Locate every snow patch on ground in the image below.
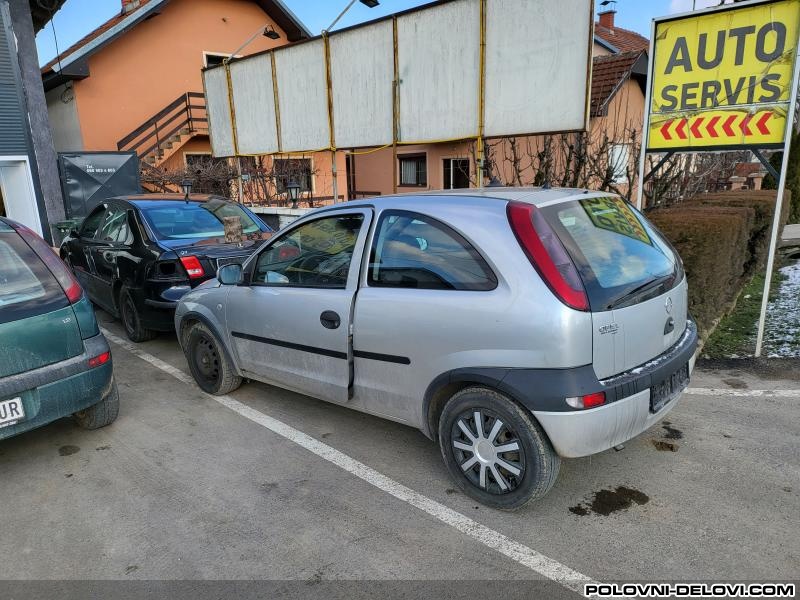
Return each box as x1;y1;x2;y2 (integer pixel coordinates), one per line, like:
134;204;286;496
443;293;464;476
764;259;800;358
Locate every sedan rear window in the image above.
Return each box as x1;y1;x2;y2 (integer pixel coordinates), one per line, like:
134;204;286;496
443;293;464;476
0;233;68;324
541;197;682;310
140;201;262;240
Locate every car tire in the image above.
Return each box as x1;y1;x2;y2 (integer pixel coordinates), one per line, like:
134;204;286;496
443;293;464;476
74;380;120;430
184;322;242;395
438;387;560;510
119;285;156;343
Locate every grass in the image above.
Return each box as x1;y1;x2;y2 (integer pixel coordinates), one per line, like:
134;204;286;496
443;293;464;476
702;267;787;358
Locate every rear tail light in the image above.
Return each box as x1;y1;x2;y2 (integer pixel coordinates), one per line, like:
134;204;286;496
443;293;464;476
566;392;606;410
88;351;111;369
506;201;589;311
179;256;206;279
12;222;83;304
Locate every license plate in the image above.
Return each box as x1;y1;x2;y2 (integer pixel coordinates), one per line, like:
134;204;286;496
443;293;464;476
650;363;689;413
0;397;25;429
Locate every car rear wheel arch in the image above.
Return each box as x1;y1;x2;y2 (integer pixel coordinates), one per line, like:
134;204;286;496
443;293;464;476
179;312;237;370
424;368;552;445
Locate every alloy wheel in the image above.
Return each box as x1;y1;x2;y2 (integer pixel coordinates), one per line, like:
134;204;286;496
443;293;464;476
451;409;525;494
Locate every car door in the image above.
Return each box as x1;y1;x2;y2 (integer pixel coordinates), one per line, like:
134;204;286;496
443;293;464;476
89;204;134;310
66;204;107;300
225;209;372;404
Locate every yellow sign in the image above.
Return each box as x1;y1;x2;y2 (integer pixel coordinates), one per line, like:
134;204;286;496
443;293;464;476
581;197;652;245
647;0;800;150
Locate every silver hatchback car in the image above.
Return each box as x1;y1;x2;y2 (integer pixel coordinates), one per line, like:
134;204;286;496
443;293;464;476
175;188;697;509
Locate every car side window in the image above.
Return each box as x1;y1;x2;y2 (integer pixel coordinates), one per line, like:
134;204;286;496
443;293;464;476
253;214;365;288
80;205;107;239
368;211;497;291
97;208;133;244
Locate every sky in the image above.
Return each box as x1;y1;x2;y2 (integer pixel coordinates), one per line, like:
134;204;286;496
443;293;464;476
34;0;733;67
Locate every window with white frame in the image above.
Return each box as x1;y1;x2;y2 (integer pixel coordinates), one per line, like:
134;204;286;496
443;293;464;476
608;144;631;184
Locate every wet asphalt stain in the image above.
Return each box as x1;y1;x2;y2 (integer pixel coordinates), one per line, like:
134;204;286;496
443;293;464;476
569;486;649;516
320;432;331;439
652;440;679;452
125;566;139;575
661;423;683;439
445;488;457;495
64;473;73;478
95;445;111;451
723;378;748;389
58;445;80;456
783;487;792;493
260;482;278;494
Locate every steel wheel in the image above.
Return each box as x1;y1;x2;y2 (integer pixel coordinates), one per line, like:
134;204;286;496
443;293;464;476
451;408;525;495
192;333;221;387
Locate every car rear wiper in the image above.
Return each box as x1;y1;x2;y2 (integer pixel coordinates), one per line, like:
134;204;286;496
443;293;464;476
606;276;668;310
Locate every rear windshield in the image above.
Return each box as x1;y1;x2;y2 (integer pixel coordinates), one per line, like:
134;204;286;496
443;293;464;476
0;232;68;324
140;200;262;241
541;197;682;311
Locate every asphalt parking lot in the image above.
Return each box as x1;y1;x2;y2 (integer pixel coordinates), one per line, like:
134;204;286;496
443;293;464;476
1;309;799;597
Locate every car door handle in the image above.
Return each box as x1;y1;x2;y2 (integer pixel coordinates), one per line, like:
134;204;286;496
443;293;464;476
320;310;341;330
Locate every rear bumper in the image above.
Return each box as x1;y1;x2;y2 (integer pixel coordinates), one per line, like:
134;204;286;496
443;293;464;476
532;322;698;458
0;334;114;440
534;357;694;458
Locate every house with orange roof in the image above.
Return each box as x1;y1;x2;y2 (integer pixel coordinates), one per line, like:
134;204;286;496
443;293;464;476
40;0;356;203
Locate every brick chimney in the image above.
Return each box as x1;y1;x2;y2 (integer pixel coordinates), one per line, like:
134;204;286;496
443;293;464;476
598;9;616;28
122;0;141;14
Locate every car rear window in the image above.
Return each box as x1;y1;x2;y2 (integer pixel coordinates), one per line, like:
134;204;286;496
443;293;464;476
140;201;262;240
0;232;68;324
541;197;682;310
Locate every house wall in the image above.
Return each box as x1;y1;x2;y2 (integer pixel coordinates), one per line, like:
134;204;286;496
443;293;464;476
70;0;287;152
46;84;83;151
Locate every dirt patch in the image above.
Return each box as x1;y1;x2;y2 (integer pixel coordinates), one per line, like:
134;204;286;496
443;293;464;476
652;440;679;452
662;424;683;439
569;486;649;517
58;445;80;456
722;378;748;389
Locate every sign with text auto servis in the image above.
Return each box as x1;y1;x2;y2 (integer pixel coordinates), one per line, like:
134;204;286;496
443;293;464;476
646;0;800;151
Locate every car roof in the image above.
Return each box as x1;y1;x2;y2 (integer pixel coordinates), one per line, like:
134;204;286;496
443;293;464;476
113;194;231;205
316;186;610;213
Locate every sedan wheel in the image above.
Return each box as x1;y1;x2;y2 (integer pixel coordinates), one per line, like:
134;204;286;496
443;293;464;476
183;322;242;395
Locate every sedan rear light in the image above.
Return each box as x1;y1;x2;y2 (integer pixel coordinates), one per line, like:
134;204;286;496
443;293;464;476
88;351;111;369
566;392;606;410
11;222;83;304
179;255;206;279
507;201;588;311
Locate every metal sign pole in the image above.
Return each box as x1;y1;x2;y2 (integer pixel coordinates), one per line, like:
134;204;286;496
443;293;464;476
754;35;800;357
635;17;657;210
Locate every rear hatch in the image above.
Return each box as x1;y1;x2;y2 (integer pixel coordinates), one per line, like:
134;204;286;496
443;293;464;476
0;224;83;378
540;196;687;379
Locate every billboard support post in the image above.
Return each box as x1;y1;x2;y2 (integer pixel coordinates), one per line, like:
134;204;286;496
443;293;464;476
755;34;800;358
634;16;657;210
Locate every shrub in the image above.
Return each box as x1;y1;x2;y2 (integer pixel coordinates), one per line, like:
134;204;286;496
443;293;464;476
762;129;800;223
647;190;790;337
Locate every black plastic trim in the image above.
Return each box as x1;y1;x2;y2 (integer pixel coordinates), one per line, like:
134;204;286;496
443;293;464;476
422;320;698;435
231;331;347;360
353;350;410;365
144;299;178;309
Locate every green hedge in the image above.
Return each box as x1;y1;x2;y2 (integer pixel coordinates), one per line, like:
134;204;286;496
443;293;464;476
647;190;790;337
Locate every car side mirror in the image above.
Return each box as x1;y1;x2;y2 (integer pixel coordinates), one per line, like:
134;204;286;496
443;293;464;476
218;263;243;286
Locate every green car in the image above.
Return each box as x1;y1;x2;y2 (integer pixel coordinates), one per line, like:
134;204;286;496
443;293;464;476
0;217;118;441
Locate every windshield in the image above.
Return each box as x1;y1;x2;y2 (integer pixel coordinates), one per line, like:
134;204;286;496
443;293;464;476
542;196;682;311
140;201;262;241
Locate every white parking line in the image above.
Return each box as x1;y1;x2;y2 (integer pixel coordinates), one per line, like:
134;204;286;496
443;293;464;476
686;387;800;398
101;328;596;593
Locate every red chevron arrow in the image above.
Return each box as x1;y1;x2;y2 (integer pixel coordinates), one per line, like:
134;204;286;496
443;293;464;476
660;119;674;141
675;118;688;140
741;114;754;136
756;111;772;135
689;117;704;139
706;115;720;138
722;115;737;136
